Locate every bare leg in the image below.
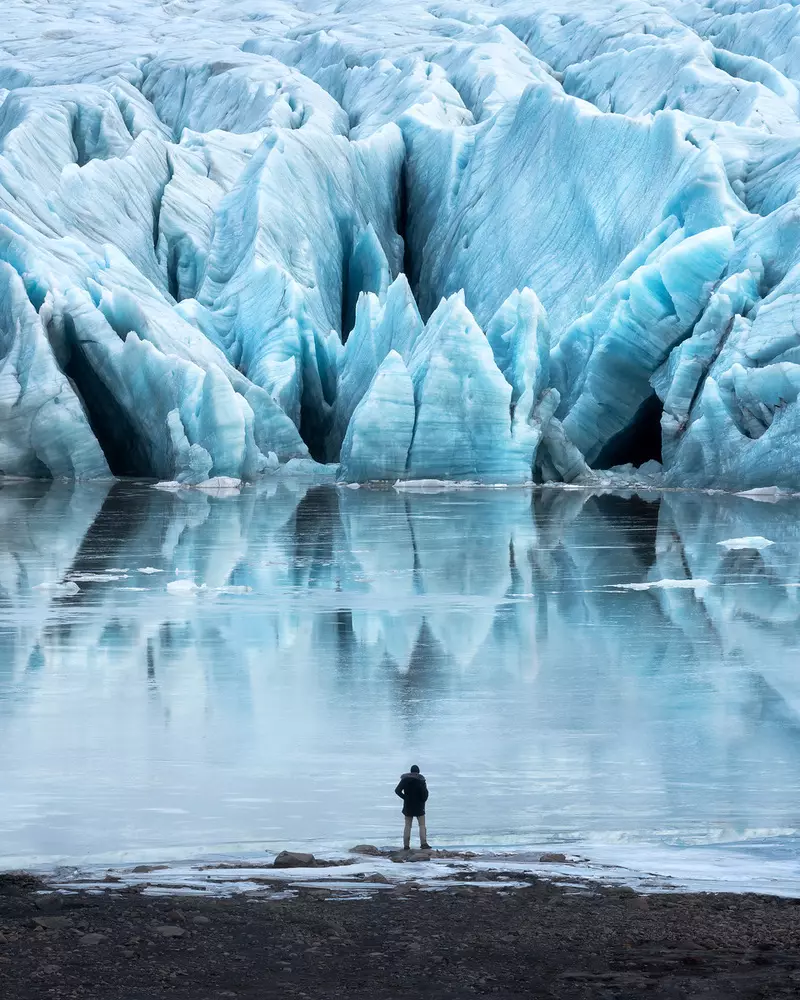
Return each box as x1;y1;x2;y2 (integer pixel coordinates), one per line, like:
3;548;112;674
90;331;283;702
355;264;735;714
418;815;429;848
403;815;412;850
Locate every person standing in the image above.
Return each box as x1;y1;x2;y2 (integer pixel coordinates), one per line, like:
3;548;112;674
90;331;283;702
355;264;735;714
395;764;431;850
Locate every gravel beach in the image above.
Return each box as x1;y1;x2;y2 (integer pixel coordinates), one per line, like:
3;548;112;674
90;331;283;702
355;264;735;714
3;865;800;999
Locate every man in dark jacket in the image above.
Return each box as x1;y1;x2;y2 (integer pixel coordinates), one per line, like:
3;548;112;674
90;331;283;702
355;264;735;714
395;764;431;850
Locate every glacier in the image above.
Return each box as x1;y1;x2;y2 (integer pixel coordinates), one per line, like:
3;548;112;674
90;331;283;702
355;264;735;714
4;1;800;487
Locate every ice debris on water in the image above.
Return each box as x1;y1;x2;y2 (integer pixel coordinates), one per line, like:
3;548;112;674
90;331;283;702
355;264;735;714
717;537;775;551
611;579;712;592
5;1;800;488
67;573;129;582
33;581;80;596
166;579;207;595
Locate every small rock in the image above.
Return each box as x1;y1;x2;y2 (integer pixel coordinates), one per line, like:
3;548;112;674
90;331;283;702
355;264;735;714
32;915;71;931
132;864;169;874
273;851;315;869
539;853;567;863
350;845;382;856
79;933;107;946
192;915;211;925
154;925;186;938
34;895;63;914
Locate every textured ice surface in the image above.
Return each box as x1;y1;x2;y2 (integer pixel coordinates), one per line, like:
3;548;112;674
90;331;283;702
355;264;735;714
5;1;800;486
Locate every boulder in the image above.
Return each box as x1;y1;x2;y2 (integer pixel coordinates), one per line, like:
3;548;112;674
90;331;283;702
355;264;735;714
153;925;186;938
350;845;382;856
273;851;316;868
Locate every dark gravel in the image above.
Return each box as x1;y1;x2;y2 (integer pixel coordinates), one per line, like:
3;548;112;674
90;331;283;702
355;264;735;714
2;871;800;999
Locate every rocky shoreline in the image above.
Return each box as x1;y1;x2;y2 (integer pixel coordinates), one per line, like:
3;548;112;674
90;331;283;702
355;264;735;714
3;855;800;1000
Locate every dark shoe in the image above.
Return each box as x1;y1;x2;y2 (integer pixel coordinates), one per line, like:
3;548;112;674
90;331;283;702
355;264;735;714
420;843;432;850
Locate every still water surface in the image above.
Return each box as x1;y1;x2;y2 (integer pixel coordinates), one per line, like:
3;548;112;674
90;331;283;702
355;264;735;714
2;479;800;866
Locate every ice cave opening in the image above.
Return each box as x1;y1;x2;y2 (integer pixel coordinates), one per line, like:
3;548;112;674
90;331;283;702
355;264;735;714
593;393;664;473
63;323;153;478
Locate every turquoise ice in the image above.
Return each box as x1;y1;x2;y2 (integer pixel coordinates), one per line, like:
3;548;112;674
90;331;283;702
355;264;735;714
3;1;800;488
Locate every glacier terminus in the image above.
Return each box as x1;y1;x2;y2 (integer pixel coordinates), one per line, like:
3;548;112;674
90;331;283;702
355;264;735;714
4;0;800;489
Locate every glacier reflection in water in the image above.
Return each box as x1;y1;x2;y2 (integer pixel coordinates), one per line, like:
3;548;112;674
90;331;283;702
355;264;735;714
2;479;800;865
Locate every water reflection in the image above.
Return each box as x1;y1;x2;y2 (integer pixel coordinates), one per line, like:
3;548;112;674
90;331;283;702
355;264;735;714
2;478;800;863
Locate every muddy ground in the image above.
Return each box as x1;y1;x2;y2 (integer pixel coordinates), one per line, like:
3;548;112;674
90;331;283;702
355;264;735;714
2;869;800;999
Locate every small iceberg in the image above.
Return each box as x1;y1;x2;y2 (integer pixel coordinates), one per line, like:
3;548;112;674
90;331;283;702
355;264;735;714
33;581;80;596
393;479;482;493
166;579;207;595
611;579;711;592
717;537;775;551
67;573;129;583
734;487;785;503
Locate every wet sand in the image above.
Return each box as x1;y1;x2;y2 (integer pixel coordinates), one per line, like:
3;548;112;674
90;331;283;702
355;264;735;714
2;866;800;999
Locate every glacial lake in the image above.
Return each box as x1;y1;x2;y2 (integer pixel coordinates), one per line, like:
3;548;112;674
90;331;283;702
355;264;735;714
2;478;800;879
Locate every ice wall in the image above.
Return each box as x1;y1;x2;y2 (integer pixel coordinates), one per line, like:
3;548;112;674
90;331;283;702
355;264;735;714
3;1;800;487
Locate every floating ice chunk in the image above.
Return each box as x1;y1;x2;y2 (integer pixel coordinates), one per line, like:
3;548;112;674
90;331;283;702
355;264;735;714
599;460;663;489
215;585;253;595
33;581;80;595
195;477;243;496
138;567;164;574
393;479;480;493
717;537;775;551
67;573;129;583
166;579;207;594
611;579;711;592
278;458;340;481
735;487;785;503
